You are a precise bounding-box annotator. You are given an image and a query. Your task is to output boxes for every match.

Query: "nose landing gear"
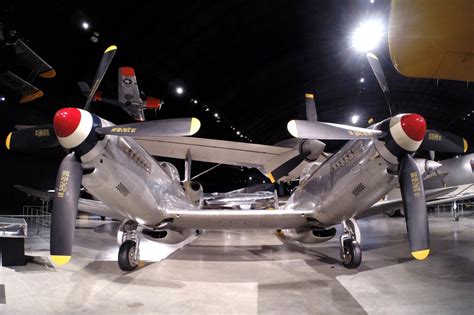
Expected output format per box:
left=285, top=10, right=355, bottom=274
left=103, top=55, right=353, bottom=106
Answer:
left=117, top=219, right=140, bottom=271
left=339, top=218, right=362, bottom=269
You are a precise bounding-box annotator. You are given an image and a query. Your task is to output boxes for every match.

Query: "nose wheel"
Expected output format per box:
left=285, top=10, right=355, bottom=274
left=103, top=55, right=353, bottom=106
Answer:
left=117, top=220, right=140, bottom=271
left=339, top=219, right=362, bottom=269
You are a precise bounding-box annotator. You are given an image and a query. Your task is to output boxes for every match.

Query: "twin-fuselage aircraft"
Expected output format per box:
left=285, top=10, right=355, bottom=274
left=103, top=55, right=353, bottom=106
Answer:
left=7, top=45, right=443, bottom=271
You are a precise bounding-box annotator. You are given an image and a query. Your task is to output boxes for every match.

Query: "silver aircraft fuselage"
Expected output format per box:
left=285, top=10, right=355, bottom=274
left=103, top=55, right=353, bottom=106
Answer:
left=78, top=117, right=400, bottom=231
left=285, top=139, right=398, bottom=225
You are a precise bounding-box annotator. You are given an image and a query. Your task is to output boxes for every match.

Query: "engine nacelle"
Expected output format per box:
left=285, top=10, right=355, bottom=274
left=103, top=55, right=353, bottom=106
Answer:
left=183, top=181, right=203, bottom=206
left=277, top=227, right=336, bottom=247
left=274, top=138, right=325, bottom=162
left=142, top=227, right=196, bottom=244
left=300, top=139, right=326, bottom=162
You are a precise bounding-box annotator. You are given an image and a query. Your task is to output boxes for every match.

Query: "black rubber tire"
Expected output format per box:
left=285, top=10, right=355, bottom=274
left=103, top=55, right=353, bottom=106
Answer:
left=118, top=240, right=139, bottom=271
left=340, top=238, right=362, bottom=269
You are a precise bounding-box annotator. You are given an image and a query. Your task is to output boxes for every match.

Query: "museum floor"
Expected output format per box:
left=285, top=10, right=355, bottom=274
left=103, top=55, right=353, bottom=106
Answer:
left=1, top=212, right=474, bottom=314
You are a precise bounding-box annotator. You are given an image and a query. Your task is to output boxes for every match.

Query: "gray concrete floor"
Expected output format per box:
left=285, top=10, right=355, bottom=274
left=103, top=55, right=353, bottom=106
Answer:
left=1, top=212, right=474, bottom=314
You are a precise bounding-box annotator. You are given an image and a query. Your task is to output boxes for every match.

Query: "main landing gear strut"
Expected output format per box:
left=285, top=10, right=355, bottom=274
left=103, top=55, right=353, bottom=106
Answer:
left=339, top=218, right=362, bottom=269
left=117, top=219, right=140, bottom=271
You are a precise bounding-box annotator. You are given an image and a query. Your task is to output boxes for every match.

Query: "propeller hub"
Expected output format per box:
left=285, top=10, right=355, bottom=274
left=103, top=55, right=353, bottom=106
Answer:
left=400, top=114, right=426, bottom=141
left=54, top=108, right=93, bottom=149
left=54, top=108, right=81, bottom=137
left=389, top=114, right=426, bottom=152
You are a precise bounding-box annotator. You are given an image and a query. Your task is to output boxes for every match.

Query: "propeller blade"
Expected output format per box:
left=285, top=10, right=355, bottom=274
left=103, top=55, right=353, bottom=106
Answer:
left=6, top=125, right=58, bottom=151
left=50, top=153, right=83, bottom=265
left=96, top=117, right=201, bottom=137
left=287, top=120, right=384, bottom=140
left=420, top=129, right=468, bottom=153
left=366, top=52, right=396, bottom=116
left=84, top=45, right=117, bottom=111
left=305, top=93, right=318, bottom=122
left=398, top=154, right=430, bottom=260
left=269, top=154, right=308, bottom=182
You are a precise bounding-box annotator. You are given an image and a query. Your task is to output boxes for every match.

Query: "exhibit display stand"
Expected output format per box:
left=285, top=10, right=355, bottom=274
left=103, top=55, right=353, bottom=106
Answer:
left=0, top=217, right=27, bottom=266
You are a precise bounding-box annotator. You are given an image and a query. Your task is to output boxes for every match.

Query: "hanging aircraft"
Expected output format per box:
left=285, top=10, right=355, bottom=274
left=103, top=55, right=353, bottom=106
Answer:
left=7, top=46, right=458, bottom=271
left=78, top=67, right=162, bottom=121
left=0, top=23, right=55, bottom=103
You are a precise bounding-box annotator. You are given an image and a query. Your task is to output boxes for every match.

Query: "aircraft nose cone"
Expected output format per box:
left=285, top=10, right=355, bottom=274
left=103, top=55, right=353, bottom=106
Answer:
left=54, top=108, right=82, bottom=138
left=400, top=114, right=426, bottom=141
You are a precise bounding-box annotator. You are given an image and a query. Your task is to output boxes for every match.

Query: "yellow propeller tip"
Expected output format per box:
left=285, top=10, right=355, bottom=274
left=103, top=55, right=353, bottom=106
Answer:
left=463, top=138, right=468, bottom=153
left=5, top=132, right=11, bottom=150
left=266, top=172, right=276, bottom=184
left=287, top=120, right=298, bottom=137
left=190, top=118, right=201, bottom=135
left=51, top=255, right=71, bottom=266
left=105, top=45, right=117, bottom=53
left=411, top=249, right=430, bottom=260
left=304, top=93, right=314, bottom=99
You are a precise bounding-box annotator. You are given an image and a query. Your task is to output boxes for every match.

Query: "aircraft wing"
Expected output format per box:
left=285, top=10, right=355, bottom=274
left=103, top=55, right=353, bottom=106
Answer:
left=426, top=184, right=474, bottom=206
left=355, top=187, right=457, bottom=220
left=13, top=185, right=124, bottom=221
left=135, top=136, right=299, bottom=174
left=0, top=71, right=43, bottom=103
left=12, top=39, right=56, bottom=78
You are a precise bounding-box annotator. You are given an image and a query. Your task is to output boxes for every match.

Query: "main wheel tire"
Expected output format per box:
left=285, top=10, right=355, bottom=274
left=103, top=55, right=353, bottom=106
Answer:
left=118, top=240, right=139, bottom=271
left=340, top=238, right=362, bottom=269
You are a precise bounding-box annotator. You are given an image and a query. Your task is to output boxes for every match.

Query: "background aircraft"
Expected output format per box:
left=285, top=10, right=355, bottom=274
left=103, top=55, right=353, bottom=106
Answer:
left=0, top=23, right=55, bottom=103
left=78, top=67, right=162, bottom=121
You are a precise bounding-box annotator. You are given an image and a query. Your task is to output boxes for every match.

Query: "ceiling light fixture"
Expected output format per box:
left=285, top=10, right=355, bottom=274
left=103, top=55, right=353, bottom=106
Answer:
left=351, top=20, right=384, bottom=52
left=82, top=22, right=90, bottom=30
left=351, top=115, right=360, bottom=124
left=176, top=87, right=184, bottom=95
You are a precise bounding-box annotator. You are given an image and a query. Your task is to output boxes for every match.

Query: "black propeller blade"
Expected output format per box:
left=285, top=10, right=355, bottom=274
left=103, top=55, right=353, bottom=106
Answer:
left=96, top=117, right=201, bottom=137
left=420, top=129, right=468, bottom=153
left=398, top=154, right=430, bottom=260
left=366, top=52, right=396, bottom=116
left=84, top=45, right=117, bottom=111
left=6, top=125, right=58, bottom=151
left=50, top=153, right=83, bottom=265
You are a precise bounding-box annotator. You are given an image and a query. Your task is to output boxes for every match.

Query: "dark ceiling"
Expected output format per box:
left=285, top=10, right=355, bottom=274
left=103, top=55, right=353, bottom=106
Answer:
left=0, top=0, right=473, bottom=210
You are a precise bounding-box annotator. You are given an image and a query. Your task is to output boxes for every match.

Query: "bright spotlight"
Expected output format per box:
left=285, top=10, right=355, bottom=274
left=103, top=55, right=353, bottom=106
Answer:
left=82, top=21, right=90, bottom=30
left=193, top=99, right=198, bottom=104
left=214, top=113, right=219, bottom=118
left=176, top=87, right=184, bottom=95
left=351, top=20, right=384, bottom=52
left=370, top=0, right=375, bottom=3
left=351, top=115, right=360, bottom=124
left=360, top=77, right=365, bottom=83
left=0, top=96, right=5, bottom=101
left=236, top=131, right=240, bottom=135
